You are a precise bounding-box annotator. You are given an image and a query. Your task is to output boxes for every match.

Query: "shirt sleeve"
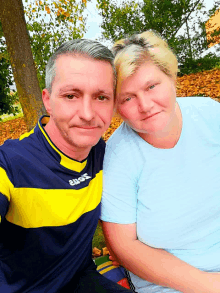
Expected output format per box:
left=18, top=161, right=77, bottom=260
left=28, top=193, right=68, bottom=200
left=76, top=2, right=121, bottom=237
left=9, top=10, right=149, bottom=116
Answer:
left=101, top=144, right=138, bottom=224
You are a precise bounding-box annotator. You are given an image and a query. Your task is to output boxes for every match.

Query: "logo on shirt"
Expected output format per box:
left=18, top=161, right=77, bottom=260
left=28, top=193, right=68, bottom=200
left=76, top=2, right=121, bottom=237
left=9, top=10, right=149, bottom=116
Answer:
left=69, top=173, right=91, bottom=186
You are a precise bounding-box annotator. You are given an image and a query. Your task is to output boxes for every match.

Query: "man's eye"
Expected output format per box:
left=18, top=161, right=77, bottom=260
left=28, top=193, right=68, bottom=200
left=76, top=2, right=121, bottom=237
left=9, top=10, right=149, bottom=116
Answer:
left=97, top=95, right=107, bottom=101
left=149, top=84, right=155, bottom=90
left=66, top=94, right=75, bottom=99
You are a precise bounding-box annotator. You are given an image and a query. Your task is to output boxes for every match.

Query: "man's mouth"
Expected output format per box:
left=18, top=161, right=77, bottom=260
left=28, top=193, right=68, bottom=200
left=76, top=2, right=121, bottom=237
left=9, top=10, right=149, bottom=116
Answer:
left=74, top=125, right=99, bottom=129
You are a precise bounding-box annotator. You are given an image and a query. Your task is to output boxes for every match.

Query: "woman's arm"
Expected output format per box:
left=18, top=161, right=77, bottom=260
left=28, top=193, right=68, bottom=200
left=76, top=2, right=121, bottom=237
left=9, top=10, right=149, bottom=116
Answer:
left=102, top=221, right=220, bottom=293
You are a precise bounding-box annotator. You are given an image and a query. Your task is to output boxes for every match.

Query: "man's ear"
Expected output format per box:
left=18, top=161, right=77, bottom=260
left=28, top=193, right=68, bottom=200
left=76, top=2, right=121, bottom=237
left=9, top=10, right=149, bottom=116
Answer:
left=42, top=89, right=52, bottom=115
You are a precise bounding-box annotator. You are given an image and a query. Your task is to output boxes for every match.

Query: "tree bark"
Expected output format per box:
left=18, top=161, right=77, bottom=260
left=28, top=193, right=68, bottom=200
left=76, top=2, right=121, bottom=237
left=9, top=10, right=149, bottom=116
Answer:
left=0, top=0, right=46, bottom=131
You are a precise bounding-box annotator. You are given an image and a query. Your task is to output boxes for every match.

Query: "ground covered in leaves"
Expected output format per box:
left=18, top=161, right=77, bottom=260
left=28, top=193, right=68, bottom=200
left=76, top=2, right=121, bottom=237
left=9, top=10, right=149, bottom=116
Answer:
left=0, top=68, right=220, bottom=145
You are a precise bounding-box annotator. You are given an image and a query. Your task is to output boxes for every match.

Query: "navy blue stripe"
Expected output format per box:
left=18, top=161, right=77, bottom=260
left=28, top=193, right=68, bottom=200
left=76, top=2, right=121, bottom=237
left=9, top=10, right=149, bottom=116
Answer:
left=102, top=267, right=127, bottom=283
left=0, top=204, right=100, bottom=292
left=0, top=193, right=9, bottom=219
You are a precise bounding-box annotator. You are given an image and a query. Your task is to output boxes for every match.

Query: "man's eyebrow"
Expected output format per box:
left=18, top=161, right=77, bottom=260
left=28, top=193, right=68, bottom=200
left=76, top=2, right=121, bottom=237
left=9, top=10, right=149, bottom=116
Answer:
left=58, top=87, right=113, bottom=96
left=58, top=86, right=82, bottom=94
left=95, top=89, right=113, bottom=96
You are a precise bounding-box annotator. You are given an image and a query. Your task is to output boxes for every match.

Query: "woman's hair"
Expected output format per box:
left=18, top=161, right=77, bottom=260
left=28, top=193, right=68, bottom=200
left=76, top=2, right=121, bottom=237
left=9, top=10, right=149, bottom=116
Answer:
left=112, top=30, right=178, bottom=86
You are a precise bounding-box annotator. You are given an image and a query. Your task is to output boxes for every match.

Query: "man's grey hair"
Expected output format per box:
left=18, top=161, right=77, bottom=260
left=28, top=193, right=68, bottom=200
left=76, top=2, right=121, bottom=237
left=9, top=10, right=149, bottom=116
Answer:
left=45, top=39, right=116, bottom=93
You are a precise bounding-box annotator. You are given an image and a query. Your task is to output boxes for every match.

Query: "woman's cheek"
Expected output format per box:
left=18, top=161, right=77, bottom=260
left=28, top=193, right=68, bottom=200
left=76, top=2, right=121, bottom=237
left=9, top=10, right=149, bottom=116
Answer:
left=118, top=105, right=131, bottom=120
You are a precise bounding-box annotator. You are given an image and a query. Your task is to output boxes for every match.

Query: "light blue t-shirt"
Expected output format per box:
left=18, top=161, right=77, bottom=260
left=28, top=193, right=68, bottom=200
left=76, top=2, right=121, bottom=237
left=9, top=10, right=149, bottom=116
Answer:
left=101, top=97, right=220, bottom=292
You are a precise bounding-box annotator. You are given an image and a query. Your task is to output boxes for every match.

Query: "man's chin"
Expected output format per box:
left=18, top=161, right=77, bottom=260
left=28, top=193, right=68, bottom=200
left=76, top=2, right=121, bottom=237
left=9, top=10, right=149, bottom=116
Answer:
left=70, top=136, right=101, bottom=149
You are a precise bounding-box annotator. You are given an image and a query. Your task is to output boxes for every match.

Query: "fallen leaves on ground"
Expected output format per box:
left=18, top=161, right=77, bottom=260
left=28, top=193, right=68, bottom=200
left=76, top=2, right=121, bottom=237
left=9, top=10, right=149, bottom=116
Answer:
left=102, top=247, right=110, bottom=256
left=0, top=68, right=220, bottom=146
left=93, top=247, right=102, bottom=257
left=177, top=68, right=220, bottom=100
left=0, top=117, right=28, bottom=145
left=92, top=246, right=110, bottom=259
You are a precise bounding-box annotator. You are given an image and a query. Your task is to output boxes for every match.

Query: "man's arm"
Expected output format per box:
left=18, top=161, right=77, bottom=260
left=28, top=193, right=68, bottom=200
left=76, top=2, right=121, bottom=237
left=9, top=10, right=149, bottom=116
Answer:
left=102, top=221, right=220, bottom=293
left=0, top=167, right=11, bottom=222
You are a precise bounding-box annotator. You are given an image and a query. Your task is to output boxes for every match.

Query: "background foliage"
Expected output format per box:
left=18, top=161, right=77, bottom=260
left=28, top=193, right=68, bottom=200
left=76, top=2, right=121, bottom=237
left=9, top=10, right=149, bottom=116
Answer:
left=0, top=0, right=89, bottom=117
left=1, top=0, right=220, bottom=118
left=0, top=22, right=19, bottom=118
left=97, top=0, right=220, bottom=75
left=24, top=0, right=89, bottom=90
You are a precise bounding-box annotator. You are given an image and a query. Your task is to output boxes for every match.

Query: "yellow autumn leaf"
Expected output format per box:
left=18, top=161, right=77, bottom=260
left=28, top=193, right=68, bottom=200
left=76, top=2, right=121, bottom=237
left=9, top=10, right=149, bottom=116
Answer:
left=45, top=6, right=51, bottom=14
left=62, top=11, right=70, bottom=18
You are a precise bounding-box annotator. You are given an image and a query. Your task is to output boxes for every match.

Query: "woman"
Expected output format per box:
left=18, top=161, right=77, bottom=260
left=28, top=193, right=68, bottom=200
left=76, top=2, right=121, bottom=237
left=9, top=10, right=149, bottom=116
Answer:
left=100, top=30, right=220, bottom=292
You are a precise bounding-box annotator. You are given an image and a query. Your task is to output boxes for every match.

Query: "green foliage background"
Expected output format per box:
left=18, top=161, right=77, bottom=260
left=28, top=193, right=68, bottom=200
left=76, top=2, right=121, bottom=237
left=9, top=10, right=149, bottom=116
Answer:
left=97, top=0, right=220, bottom=74
left=24, top=0, right=89, bottom=90
left=0, top=22, right=19, bottom=117
left=0, top=0, right=89, bottom=116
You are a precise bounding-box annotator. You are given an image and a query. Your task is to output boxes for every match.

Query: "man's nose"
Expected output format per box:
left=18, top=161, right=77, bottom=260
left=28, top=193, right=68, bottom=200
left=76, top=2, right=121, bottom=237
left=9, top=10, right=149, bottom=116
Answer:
left=138, top=94, right=153, bottom=113
left=79, top=97, right=95, bottom=121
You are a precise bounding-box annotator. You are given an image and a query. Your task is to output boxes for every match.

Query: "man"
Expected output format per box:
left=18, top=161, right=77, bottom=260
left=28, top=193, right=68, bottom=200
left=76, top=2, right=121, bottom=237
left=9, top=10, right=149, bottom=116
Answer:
left=0, top=39, right=132, bottom=292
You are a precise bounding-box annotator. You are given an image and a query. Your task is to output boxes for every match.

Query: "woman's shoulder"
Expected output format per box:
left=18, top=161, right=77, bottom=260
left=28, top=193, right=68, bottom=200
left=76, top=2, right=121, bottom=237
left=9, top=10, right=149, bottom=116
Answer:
left=177, top=96, right=219, bottom=108
left=177, top=97, right=220, bottom=130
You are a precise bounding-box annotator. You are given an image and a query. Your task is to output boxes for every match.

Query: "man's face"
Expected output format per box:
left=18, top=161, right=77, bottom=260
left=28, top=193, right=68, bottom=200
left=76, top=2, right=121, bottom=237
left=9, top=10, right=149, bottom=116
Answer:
left=43, top=55, right=114, bottom=159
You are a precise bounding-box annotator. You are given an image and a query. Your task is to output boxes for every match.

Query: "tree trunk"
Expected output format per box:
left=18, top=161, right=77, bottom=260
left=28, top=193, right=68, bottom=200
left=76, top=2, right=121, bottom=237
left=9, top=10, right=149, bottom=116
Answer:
left=0, top=0, right=46, bottom=131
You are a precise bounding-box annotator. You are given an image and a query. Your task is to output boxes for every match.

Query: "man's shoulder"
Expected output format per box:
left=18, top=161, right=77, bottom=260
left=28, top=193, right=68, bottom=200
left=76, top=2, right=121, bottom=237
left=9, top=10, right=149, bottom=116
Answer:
left=0, top=128, right=39, bottom=168
left=0, top=138, right=20, bottom=157
left=90, top=138, right=106, bottom=165
left=92, top=138, right=106, bottom=153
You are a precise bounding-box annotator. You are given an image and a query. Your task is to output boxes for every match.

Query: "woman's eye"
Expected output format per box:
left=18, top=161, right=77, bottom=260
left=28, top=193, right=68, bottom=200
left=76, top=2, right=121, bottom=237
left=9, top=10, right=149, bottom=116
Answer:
left=149, top=84, right=155, bottom=90
left=124, top=97, right=132, bottom=102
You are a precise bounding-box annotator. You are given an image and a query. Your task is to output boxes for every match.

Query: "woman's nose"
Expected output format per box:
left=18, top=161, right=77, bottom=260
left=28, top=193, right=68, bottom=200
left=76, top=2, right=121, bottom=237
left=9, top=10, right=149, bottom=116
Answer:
left=138, top=95, right=152, bottom=113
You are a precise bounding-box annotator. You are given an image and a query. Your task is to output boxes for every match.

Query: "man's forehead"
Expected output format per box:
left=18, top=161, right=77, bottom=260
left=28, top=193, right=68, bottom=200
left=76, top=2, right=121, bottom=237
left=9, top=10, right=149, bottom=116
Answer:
left=54, top=54, right=113, bottom=76
left=50, top=54, right=115, bottom=93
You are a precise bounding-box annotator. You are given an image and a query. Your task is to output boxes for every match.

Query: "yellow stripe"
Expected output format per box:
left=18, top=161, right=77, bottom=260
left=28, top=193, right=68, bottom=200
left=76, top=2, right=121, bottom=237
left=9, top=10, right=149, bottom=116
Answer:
left=6, top=171, right=102, bottom=228
left=97, top=261, right=113, bottom=270
left=99, top=265, right=118, bottom=275
left=0, top=167, right=13, bottom=202
left=38, top=120, right=87, bottom=172
left=19, top=128, right=35, bottom=140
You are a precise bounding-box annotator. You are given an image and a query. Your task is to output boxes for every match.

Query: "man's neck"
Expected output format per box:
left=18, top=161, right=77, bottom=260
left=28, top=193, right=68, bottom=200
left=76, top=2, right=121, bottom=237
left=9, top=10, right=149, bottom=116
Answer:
left=44, top=123, right=91, bottom=162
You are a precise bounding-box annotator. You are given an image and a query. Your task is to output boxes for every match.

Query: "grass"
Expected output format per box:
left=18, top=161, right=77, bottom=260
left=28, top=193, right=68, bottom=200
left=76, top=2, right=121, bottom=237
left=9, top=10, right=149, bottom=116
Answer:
left=0, top=103, right=23, bottom=123
left=92, top=221, right=106, bottom=251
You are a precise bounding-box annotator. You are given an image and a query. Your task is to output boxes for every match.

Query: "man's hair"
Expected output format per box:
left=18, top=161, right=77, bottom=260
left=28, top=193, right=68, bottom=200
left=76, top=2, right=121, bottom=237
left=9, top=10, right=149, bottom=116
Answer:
left=112, top=30, right=178, bottom=87
left=46, top=39, right=116, bottom=93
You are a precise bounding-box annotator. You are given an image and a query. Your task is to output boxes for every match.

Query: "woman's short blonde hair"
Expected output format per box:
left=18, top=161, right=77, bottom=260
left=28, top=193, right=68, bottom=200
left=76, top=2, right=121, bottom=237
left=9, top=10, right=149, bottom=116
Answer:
left=112, top=30, right=178, bottom=87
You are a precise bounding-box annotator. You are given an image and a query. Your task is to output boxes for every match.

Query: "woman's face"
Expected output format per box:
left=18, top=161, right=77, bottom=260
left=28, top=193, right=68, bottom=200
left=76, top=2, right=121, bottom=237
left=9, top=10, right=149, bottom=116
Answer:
left=116, top=61, right=177, bottom=139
